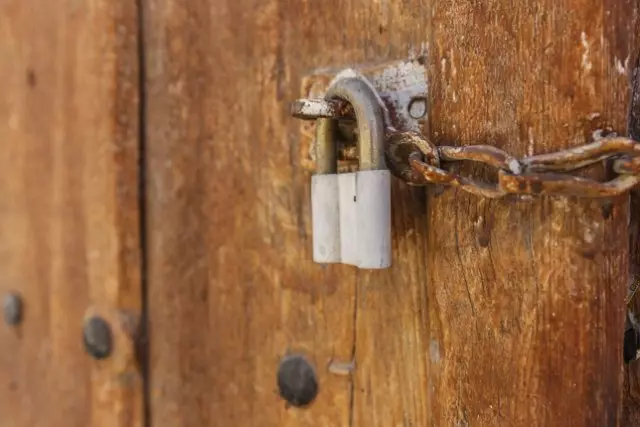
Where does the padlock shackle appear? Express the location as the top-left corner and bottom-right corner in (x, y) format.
(315, 118), (338, 174)
(325, 77), (386, 171)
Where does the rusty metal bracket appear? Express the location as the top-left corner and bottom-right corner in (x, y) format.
(294, 58), (428, 173)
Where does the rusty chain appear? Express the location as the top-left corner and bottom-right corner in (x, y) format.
(292, 98), (640, 199)
(385, 130), (640, 198)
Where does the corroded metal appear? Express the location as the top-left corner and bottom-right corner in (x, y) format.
(614, 156), (640, 174)
(385, 131), (438, 184)
(522, 137), (640, 172)
(296, 58), (428, 174)
(499, 171), (640, 198)
(290, 98), (351, 120)
(315, 118), (338, 174)
(439, 145), (521, 175)
(409, 158), (505, 198)
(323, 77), (386, 171)
(385, 131), (640, 198)
(293, 93), (640, 198)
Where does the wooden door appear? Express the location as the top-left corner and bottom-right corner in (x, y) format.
(2, 0), (640, 426)
(141, 0), (640, 426)
(0, 1), (143, 426)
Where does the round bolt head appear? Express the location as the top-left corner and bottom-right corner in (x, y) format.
(3, 293), (22, 326)
(277, 354), (318, 407)
(408, 97), (427, 119)
(83, 316), (112, 360)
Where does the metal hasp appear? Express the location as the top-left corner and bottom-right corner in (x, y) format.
(310, 74), (392, 269)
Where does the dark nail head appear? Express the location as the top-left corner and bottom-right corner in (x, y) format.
(3, 293), (22, 326)
(83, 316), (112, 360)
(277, 354), (318, 407)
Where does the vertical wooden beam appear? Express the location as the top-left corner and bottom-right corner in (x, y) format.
(143, 0), (431, 425)
(144, 0), (639, 426)
(623, 52), (640, 426)
(427, 1), (638, 425)
(0, 0), (143, 426)
(626, 187), (640, 425)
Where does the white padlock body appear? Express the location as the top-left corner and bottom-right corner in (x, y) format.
(356, 169), (392, 269)
(338, 172), (358, 266)
(311, 174), (341, 263)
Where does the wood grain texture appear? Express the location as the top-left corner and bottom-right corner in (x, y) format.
(625, 189), (640, 426)
(0, 1), (143, 426)
(143, 1), (638, 426)
(428, 1), (638, 426)
(143, 0), (429, 426)
(623, 55), (640, 425)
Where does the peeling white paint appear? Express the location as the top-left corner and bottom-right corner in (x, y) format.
(581, 32), (592, 71)
(294, 99), (335, 118)
(371, 60), (428, 131)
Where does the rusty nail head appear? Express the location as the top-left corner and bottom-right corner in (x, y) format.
(83, 316), (112, 360)
(3, 292), (22, 326)
(408, 97), (427, 119)
(277, 354), (318, 407)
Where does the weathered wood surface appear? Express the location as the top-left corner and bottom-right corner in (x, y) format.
(623, 53), (640, 425)
(429, 2), (637, 426)
(0, 1), (143, 426)
(142, 1), (638, 427)
(625, 190), (640, 425)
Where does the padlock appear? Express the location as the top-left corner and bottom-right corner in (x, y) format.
(311, 117), (341, 263)
(311, 75), (392, 269)
(338, 170), (359, 266)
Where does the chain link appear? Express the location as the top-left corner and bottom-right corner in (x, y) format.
(291, 98), (640, 198)
(386, 131), (640, 198)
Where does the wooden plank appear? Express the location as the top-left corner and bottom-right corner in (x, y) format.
(142, 1), (352, 425)
(144, 1), (638, 427)
(625, 189), (640, 425)
(0, 1), (143, 426)
(143, 0), (432, 425)
(623, 53), (640, 425)
(427, 1), (638, 426)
